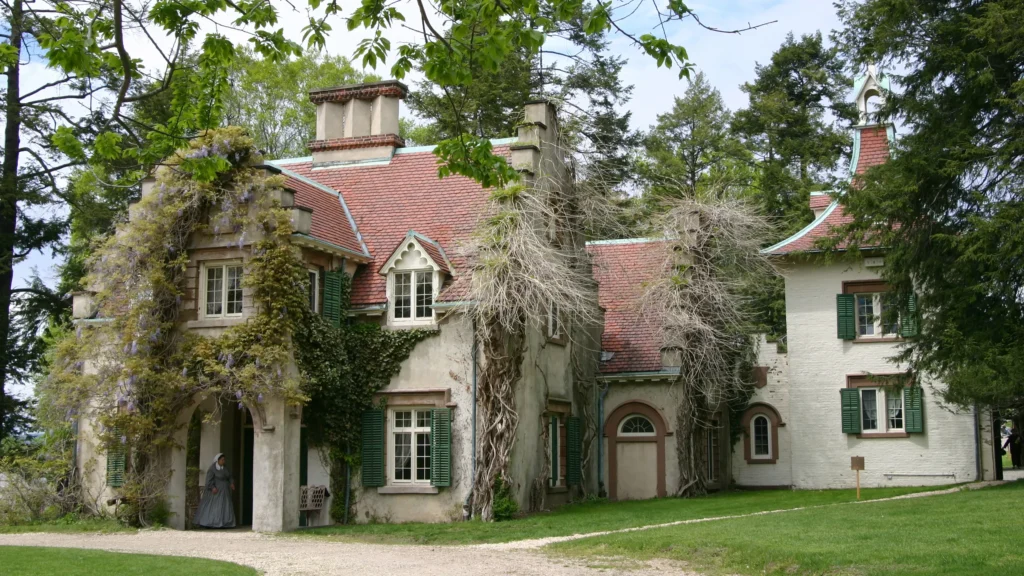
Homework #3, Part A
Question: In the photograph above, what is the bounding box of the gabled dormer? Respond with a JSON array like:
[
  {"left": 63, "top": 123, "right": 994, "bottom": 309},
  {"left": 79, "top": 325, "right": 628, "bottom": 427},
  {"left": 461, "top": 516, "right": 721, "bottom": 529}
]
[{"left": 379, "top": 232, "right": 453, "bottom": 327}]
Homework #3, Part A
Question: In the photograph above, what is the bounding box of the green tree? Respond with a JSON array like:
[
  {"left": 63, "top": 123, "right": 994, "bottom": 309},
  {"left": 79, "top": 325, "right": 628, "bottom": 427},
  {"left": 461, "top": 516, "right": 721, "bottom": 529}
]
[
  {"left": 222, "top": 49, "right": 369, "bottom": 159},
  {"left": 642, "top": 71, "right": 750, "bottom": 201},
  {"left": 833, "top": 0, "right": 1024, "bottom": 410},
  {"left": 732, "top": 32, "right": 857, "bottom": 239}
]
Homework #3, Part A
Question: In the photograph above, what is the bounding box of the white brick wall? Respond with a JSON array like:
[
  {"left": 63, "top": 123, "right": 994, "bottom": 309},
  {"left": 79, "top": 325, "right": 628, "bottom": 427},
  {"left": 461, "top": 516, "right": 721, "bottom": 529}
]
[
  {"left": 783, "top": 261, "right": 981, "bottom": 488},
  {"left": 731, "top": 335, "right": 793, "bottom": 487}
]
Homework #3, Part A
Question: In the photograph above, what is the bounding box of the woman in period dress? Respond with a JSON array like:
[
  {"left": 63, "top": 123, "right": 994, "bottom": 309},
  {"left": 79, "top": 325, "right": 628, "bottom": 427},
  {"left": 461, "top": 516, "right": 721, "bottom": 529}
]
[{"left": 194, "top": 453, "right": 236, "bottom": 528}]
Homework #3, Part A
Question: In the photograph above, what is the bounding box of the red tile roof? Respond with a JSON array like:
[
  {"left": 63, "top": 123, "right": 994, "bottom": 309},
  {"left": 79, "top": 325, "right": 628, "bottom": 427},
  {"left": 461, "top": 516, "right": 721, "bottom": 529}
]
[
  {"left": 279, "top": 171, "right": 368, "bottom": 258},
  {"left": 273, "top": 147, "right": 504, "bottom": 306},
  {"left": 767, "top": 125, "right": 890, "bottom": 256},
  {"left": 587, "top": 240, "right": 668, "bottom": 374}
]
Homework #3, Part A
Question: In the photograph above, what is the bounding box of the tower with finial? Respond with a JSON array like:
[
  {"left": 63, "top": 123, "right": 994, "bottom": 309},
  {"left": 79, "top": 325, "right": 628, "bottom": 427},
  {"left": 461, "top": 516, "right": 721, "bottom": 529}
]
[{"left": 850, "top": 64, "right": 894, "bottom": 175}]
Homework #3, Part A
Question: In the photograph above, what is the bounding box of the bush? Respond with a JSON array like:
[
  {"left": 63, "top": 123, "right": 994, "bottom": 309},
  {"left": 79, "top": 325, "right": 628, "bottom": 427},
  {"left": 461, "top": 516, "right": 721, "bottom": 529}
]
[
  {"left": 492, "top": 476, "right": 519, "bottom": 522},
  {"left": 0, "top": 431, "right": 78, "bottom": 525}
]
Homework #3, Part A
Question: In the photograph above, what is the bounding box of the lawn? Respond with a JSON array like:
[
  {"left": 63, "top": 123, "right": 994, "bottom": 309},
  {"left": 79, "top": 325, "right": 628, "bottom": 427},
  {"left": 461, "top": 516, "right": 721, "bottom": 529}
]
[
  {"left": 0, "top": 547, "right": 256, "bottom": 575},
  {"left": 300, "top": 484, "right": 950, "bottom": 545},
  {"left": 0, "top": 517, "right": 132, "bottom": 534},
  {"left": 551, "top": 481, "right": 1024, "bottom": 576}
]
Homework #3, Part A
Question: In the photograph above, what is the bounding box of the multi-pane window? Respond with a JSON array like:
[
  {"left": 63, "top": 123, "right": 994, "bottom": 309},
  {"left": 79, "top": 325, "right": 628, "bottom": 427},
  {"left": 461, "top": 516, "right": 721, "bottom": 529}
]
[
  {"left": 752, "top": 415, "right": 770, "bottom": 458},
  {"left": 205, "top": 263, "right": 243, "bottom": 317},
  {"left": 548, "top": 302, "right": 561, "bottom": 339},
  {"left": 619, "top": 415, "right": 655, "bottom": 436},
  {"left": 391, "top": 409, "right": 431, "bottom": 484},
  {"left": 855, "top": 293, "right": 898, "bottom": 338},
  {"left": 548, "top": 415, "right": 565, "bottom": 487},
  {"left": 393, "top": 271, "right": 433, "bottom": 322},
  {"left": 308, "top": 270, "right": 318, "bottom": 312},
  {"left": 860, "top": 387, "right": 904, "bottom": 433},
  {"left": 416, "top": 272, "right": 433, "bottom": 318}
]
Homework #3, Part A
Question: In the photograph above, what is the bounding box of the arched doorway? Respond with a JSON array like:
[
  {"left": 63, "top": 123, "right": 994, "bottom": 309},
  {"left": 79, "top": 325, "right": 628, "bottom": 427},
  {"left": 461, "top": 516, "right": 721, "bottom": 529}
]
[
  {"left": 171, "top": 394, "right": 261, "bottom": 529},
  {"left": 605, "top": 401, "right": 668, "bottom": 500}
]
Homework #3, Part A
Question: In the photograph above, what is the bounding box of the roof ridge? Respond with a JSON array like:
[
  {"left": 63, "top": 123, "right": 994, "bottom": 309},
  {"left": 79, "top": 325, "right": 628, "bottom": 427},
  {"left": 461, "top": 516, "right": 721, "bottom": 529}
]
[{"left": 586, "top": 237, "right": 664, "bottom": 246}]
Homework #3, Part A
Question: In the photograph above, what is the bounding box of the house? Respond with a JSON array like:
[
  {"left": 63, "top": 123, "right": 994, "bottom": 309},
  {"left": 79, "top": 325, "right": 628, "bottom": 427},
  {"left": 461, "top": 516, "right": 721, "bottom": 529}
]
[
  {"left": 72, "top": 81, "right": 594, "bottom": 531},
  {"left": 588, "top": 67, "right": 999, "bottom": 499}
]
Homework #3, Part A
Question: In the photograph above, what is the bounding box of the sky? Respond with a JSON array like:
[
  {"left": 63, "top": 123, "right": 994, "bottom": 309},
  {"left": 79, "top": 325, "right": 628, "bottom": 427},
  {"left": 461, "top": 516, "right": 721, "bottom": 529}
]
[{"left": 12, "top": 0, "right": 843, "bottom": 294}]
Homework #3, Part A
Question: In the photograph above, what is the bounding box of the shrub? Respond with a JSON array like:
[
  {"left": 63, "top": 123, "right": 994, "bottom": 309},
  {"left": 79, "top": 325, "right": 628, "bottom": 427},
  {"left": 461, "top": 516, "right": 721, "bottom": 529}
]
[{"left": 491, "top": 476, "right": 519, "bottom": 521}]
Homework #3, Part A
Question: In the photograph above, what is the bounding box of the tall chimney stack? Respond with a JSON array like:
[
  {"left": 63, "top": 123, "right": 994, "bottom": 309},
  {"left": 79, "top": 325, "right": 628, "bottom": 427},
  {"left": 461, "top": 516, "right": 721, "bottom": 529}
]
[{"left": 308, "top": 80, "right": 408, "bottom": 167}]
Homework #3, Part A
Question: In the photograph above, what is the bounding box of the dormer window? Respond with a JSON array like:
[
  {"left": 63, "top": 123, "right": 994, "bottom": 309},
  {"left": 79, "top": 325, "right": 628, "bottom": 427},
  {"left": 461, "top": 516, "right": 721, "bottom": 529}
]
[
  {"left": 393, "top": 270, "right": 433, "bottom": 322},
  {"left": 380, "top": 232, "right": 452, "bottom": 328}
]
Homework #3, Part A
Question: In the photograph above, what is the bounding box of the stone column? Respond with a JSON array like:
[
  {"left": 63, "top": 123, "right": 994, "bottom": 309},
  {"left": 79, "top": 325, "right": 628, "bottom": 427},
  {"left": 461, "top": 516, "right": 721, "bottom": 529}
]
[{"left": 250, "top": 396, "right": 302, "bottom": 532}]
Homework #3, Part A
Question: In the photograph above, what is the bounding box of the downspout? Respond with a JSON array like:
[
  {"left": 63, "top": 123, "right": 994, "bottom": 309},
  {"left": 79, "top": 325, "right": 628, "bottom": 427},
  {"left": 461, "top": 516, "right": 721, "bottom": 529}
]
[
  {"left": 464, "top": 318, "right": 478, "bottom": 519},
  {"left": 973, "top": 403, "right": 982, "bottom": 481},
  {"left": 597, "top": 381, "right": 610, "bottom": 496}
]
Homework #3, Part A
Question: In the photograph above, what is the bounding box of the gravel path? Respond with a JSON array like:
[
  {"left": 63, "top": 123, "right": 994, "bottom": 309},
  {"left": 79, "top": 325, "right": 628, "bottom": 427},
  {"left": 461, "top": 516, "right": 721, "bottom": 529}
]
[{"left": 0, "top": 530, "right": 690, "bottom": 576}]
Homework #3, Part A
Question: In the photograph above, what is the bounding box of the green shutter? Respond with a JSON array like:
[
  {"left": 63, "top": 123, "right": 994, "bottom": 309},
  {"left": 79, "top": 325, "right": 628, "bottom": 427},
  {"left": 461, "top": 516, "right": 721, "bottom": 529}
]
[
  {"left": 837, "top": 294, "right": 856, "bottom": 340},
  {"left": 549, "top": 416, "right": 558, "bottom": 487},
  {"left": 106, "top": 432, "right": 126, "bottom": 488},
  {"left": 566, "top": 416, "right": 582, "bottom": 486},
  {"left": 323, "top": 270, "right": 343, "bottom": 328},
  {"left": 841, "top": 389, "right": 861, "bottom": 434},
  {"left": 430, "top": 408, "right": 452, "bottom": 487},
  {"left": 904, "top": 387, "right": 924, "bottom": 433},
  {"left": 361, "top": 410, "right": 385, "bottom": 487},
  {"left": 900, "top": 293, "right": 919, "bottom": 337}
]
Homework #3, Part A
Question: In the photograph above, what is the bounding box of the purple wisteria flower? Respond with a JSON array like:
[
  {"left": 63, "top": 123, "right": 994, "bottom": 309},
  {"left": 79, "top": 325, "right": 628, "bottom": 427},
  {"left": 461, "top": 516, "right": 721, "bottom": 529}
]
[
  {"left": 235, "top": 390, "right": 243, "bottom": 400},
  {"left": 257, "top": 393, "right": 264, "bottom": 403}
]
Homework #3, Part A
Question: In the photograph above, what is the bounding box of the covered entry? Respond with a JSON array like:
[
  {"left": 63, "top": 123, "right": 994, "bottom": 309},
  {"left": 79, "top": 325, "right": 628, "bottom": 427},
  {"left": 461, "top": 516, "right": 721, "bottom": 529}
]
[{"left": 605, "top": 401, "right": 668, "bottom": 500}]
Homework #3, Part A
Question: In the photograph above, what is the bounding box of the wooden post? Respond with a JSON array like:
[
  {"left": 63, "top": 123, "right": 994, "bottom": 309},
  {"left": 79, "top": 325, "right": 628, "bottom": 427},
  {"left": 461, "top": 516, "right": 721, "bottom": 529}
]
[{"left": 851, "top": 456, "right": 865, "bottom": 501}]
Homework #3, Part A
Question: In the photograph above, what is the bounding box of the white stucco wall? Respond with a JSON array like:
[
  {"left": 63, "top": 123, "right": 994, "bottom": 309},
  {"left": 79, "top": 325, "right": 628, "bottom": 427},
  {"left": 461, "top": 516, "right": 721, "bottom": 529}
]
[
  {"left": 731, "top": 335, "right": 793, "bottom": 487},
  {"left": 783, "top": 260, "right": 984, "bottom": 488},
  {"left": 351, "top": 313, "right": 474, "bottom": 524}
]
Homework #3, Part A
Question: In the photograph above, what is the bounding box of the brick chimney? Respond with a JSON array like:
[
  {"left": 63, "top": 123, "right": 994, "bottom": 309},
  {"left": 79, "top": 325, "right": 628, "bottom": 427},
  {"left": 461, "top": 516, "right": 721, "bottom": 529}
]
[{"left": 308, "top": 80, "right": 408, "bottom": 166}]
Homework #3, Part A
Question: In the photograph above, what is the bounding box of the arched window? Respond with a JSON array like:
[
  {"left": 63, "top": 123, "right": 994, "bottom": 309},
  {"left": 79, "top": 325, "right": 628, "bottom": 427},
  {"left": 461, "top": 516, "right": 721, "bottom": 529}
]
[
  {"left": 752, "top": 415, "right": 771, "bottom": 459},
  {"left": 619, "top": 415, "right": 655, "bottom": 436}
]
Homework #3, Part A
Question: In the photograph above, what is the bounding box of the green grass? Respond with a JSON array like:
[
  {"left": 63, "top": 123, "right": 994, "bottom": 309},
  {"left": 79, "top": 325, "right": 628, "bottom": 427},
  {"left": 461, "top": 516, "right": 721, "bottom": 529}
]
[
  {"left": 1002, "top": 451, "right": 1014, "bottom": 470},
  {"left": 551, "top": 481, "right": 1024, "bottom": 575},
  {"left": 0, "top": 517, "right": 132, "bottom": 534},
  {"left": 299, "top": 484, "right": 950, "bottom": 545},
  {"left": 0, "top": 547, "right": 256, "bottom": 575}
]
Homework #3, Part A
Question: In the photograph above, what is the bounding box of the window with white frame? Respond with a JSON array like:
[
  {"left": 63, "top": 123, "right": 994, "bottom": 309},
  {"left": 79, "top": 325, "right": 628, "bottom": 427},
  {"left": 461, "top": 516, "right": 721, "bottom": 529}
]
[
  {"left": 392, "top": 270, "right": 434, "bottom": 324},
  {"left": 390, "top": 408, "right": 432, "bottom": 484},
  {"left": 855, "top": 293, "right": 899, "bottom": 338},
  {"left": 751, "top": 415, "right": 771, "bottom": 459},
  {"left": 548, "top": 414, "right": 565, "bottom": 487},
  {"left": 860, "top": 388, "right": 903, "bottom": 433},
  {"left": 619, "top": 414, "right": 656, "bottom": 436},
  {"left": 547, "top": 302, "right": 561, "bottom": 339},
  {"left": 203, "top": 262, "right": 243, "bottom": 318},
  {"left": 307, "top": 269, "right": 319, "bottom": 313}
]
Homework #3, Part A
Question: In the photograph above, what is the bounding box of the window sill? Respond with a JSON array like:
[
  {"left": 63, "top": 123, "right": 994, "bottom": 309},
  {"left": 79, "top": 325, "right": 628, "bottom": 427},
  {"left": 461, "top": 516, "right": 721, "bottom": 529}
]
[
  {"left": 388, "top": 322, "right": 437, "bottom": 330},
  {"left": 547, "top": 486, "right": 568, "bottom": 494},
  {"left": 377, "top": 485, "right": 439, "bottom": 495},
  {"left": 546, "top": 335, "right": 567, "bottom": 346},
  {"left": 856, "top": 432, "right": 910, "bottom": 439},
  {"left": 746, "top": 457, "right": 777, "bottom": 465},
  {"left": 852, "top": 337, "right": 903, "bottom": 344},
  {"left": 186, "top": 317, "right": 244, "bottom": 329}
]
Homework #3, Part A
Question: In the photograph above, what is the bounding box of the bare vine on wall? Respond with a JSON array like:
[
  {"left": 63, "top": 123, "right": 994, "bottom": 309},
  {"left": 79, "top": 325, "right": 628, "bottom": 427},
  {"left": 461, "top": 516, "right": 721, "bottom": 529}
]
[{"left": 640, "top": 191, "right": 775, "bottom": 497}]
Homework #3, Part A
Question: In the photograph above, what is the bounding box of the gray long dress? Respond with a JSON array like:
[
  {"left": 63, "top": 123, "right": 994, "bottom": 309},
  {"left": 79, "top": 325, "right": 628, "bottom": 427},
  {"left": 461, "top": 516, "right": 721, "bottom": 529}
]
[{"left": 194, "top": 465, "right": 236, "bottom": 528}]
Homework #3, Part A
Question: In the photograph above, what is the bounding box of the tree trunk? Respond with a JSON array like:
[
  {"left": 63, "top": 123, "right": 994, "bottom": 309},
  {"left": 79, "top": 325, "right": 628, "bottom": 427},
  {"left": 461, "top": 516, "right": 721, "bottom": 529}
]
[
  {"left": 0, "top": 0, "right": 24, "bottom": 437},
  {"left": 675, "top": 378, "right": 709, "bottom": 497}
]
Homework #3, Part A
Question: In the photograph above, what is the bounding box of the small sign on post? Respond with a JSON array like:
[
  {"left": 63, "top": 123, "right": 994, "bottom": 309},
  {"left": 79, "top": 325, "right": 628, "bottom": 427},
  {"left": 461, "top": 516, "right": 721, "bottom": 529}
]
[{"left": 851, "top": 456, "right": 865, "bottom": 500}]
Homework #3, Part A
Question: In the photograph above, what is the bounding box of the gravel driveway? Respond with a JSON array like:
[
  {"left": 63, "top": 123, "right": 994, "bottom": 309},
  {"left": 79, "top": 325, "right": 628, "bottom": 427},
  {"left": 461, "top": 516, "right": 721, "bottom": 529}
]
[{"left": 0, "top": 530, "right": 689, "bottom": 575}]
